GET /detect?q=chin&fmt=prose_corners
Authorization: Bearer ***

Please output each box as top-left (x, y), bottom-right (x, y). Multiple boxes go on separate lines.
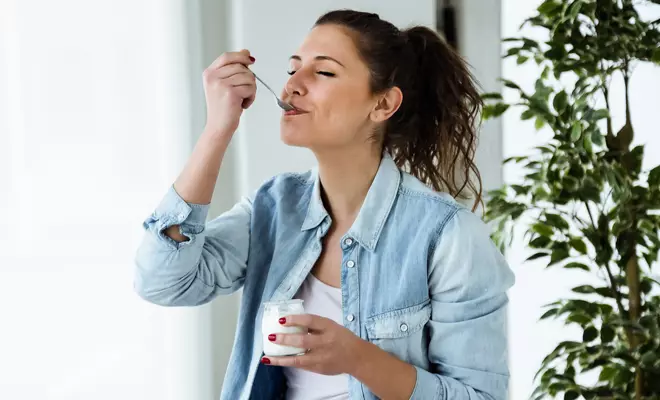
top-left (280, 120), bottom-right (311, 148)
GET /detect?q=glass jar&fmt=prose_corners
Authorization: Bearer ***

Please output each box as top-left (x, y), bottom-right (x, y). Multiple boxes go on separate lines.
top-left (262, 299), bottom-right (307, 357)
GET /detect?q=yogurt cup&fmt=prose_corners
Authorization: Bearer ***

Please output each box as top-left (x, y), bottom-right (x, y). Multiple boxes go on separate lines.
top-left (262, 299), bottom-right (307, 357)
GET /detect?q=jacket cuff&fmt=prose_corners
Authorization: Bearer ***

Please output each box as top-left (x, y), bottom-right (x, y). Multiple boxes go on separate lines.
top-left (409, 366), bottom-right (442, 400)
top-left (143, 185), bottom-right (210, 248)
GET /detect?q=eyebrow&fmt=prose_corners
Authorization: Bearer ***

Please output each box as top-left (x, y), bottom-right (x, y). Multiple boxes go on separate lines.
top-left (289, 55), bottom-right (345, 68)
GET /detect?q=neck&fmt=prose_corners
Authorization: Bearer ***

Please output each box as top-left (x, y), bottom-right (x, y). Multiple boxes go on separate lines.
top-left (315, 146), bottom-right (382, 225)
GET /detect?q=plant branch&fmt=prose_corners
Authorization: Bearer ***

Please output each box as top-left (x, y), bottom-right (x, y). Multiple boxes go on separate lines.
top-left (585, 201), bottom-right (628, 320)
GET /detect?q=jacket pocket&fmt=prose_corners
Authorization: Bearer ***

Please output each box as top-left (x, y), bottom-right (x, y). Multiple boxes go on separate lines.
top-left (361, 301), bottom-right (432, 399)
top-left (365, 300), bottom-right (431, 340)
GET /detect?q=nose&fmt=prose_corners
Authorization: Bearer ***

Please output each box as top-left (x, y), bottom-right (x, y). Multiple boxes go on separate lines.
top-left (283, 72), bottom-right (307, 100)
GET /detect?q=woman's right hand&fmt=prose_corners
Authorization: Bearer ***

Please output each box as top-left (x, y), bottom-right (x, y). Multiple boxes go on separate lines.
top-left (202, 50), bottom-right (256, 136)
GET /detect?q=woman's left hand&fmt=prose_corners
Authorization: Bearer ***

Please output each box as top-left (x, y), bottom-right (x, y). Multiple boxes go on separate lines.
top-left (262, 314), bottom-right (365, 376)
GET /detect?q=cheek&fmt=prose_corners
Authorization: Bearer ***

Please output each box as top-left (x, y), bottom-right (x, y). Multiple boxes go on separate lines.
top-left (316, 89), bottom-right (369, 127)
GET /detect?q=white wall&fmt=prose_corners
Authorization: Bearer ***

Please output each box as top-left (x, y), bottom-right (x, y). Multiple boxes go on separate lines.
top-left (456, 0), bottom-right (504, 193)
top-left (0, 0), bottom-right (212, 399)
top-left (502, 1), bottom-right (660, 398)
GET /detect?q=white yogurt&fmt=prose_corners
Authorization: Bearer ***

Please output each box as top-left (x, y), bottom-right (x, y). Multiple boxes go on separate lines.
top-left (262, 299), bottom-right (307, 357)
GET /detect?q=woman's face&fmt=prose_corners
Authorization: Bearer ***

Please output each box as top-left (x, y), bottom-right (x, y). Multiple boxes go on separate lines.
top-left (280, 24), bottom-right (379, 151)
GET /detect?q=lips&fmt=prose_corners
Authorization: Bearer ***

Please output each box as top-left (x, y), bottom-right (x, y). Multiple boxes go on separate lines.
top-left (284, 109), bottom-right (307, 116)
top-left (285, 101), bottom-right (309, 113)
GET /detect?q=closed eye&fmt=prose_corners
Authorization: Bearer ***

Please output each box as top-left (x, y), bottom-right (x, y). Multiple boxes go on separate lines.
top-left (286, 70), bottom-right (335, 77)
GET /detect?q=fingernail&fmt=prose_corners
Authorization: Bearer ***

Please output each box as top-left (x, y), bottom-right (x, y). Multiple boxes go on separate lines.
top-left (249, 56), bottom-right (255, 62)
top-left (261, 357), bottom-right (271, 364)
top-left (268, 334), bottom-right (276, 342)
top-left (279, 317), bottom-right (286, 325)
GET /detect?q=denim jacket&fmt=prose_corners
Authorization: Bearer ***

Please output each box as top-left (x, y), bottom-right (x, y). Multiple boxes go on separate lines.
top-left (134, 154), bottom-right (515, 400)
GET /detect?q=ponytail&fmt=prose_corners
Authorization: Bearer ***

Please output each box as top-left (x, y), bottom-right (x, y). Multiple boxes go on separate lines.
top-left (316, 11), bottom-right (483, 211)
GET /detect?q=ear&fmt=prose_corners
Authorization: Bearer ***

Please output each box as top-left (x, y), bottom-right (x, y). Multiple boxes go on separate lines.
top-left (370, 86), bottom-right (403, 123)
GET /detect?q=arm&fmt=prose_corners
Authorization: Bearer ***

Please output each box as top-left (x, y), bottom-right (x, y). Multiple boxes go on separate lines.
top-left (134, 50), bottom-right (258, 307)
top-left (353, 208), bottom-right (515, 400)
top-left (164, 128), bottom-right (233, 243)
top-left (133, 185), bottom-right (252, 307)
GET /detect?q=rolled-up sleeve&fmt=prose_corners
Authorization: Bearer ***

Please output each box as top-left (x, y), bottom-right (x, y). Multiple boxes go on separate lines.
top-left (134, 185), bottom-right (252, 307)
top-left (410, 208), bottom-right (515, 400)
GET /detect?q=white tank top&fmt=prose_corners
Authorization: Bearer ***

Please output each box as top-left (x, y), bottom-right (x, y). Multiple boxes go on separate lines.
top-left (283, 274), bottom-right (350, 400)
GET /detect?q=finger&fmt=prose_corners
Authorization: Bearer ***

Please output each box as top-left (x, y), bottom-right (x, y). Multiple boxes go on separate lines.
top-left (263, 354), bottom-right (310, 368)
top-left (269, 333), bottom-right (322, 350)
top-left (223, 72), bottom-right (256, 88)
top-left (214, 63), bottom-right (251, 79)
top-left (231, 85), bottom-right (257, 102)
top-left (280, 314), bottom-right (329, 331)
top-left (209, 50), bottom-right (253, 70)
top-left (242, 94), bottom-right (256, 109)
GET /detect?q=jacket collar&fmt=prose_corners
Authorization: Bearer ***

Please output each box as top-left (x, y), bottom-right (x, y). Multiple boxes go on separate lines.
top-left (301, 153), bottom-right (401, 252)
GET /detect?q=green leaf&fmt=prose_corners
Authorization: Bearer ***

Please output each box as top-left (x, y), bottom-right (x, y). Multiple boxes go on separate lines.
top-left (481, 92), bottom-right (503, 100)
top-left (501, 79), bottom-right (522, 90)
top-left (532, 223), bottom-right (554, 237)
top-left (649, 165), bottom-right (660, 186)
top-left (549, 246), bottom-right (570, 266)
top-left (517, 55), bottom-right (529, 65)
top-left (591, 109), bottom-right (609, 121)
top-left (545, 214), bottom-right (570, 230)
top-left (583, 326), bottom-right (598, 342)
top-left (569, 238), bottom-right (587, 254)
top-left (613, 368), bottom-right (633, 387)
top-left (600, 324), bottom-right (615, 343)
top-left (599, 365), bottom-right (617, 382)
top-left (582, 131), bottom-right (593, 153)
top-left (538, 0), bottom-right (561, 14)
top-left (641, 351), bottom-right (657, 366)
top-left (511, 184), bottom-right (530, 195)
top-left (553, 91), bottom-right (568, 113)
top-left (591, 131), bottom-right (604, 147)
top-left (566, 0), bottom-right (583, 22)
top-left (492, 103), bottom-right (510, 117)
top-left (530, 235), bottom-right (552, 248)
top-left (540, 308), bottom-right (559, 320)
top-left (521, 109), bottom-right (535, 120)
top-left (570, 122), bottom-right (582, 142)
top-left (564, 390), bottom-right (579, 400)
top-left (572, 285), bottom-right (596, 294)
top-left (564, 262), bottom-right (590, 271)
top-left (653, 47), bottom-right (660, 65)
top-left (567, 312), bottom-right (592, 325)
top-left (527, 251), bottom-right (550, 261)
top-left (535, 117), bottom-right (545, 131)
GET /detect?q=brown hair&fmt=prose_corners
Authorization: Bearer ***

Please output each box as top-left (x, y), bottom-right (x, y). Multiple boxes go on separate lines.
top-left (315, 10), bottom-right (483, 211)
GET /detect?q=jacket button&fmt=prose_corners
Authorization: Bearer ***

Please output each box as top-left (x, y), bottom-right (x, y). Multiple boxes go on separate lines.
top-left (344, 238), bottom-right (353, 246)
top-left (346, 260), bottom-right (355, 268)
top-left (346, 314), bottom-right (355, 322)
top-left (400, 323), bottom-right (408, 332)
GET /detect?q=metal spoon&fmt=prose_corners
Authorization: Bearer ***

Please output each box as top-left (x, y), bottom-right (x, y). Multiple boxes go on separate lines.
top-left (252, 72), bottom-right (295, 111)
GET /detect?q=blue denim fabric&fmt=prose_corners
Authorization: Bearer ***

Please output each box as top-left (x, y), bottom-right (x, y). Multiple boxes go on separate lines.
top-left (134, 154), bottom-right (515, 399)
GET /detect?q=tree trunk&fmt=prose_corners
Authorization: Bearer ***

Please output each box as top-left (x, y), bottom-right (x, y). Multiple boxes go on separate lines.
top-left (626, 253), bottom-right (643, 399)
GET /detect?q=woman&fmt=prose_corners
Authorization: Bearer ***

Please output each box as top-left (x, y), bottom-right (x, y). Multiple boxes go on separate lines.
top-left (135, 9), bottom-right (514, 400)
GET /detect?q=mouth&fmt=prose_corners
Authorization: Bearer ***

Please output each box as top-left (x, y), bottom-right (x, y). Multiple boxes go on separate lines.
top-left (283, 107), bottom-right (308, 116)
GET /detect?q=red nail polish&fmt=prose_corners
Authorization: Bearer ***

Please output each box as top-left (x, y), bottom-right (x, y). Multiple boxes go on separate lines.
top-left (262, 357), bottom-right (271, 364)
top-left (279, 317), bottom-right (286, 325)
top-left (249, 56), bottom-right (255, 62)
top-left (268, 334), bottom-right (276, 342)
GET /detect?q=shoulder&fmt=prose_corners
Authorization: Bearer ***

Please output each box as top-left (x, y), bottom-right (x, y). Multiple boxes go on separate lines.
top-left (250, 170), bottom-right (315, 211)
top-left (393, 171), bottom-right (473, 233)
top-left (394, 171), bottom-right (501, 259)
top-left (258, 170), bottom-right (314, 193)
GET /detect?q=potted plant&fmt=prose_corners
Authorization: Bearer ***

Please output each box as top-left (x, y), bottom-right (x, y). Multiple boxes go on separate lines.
top-left (481, 0), bottom-right (660, 398)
